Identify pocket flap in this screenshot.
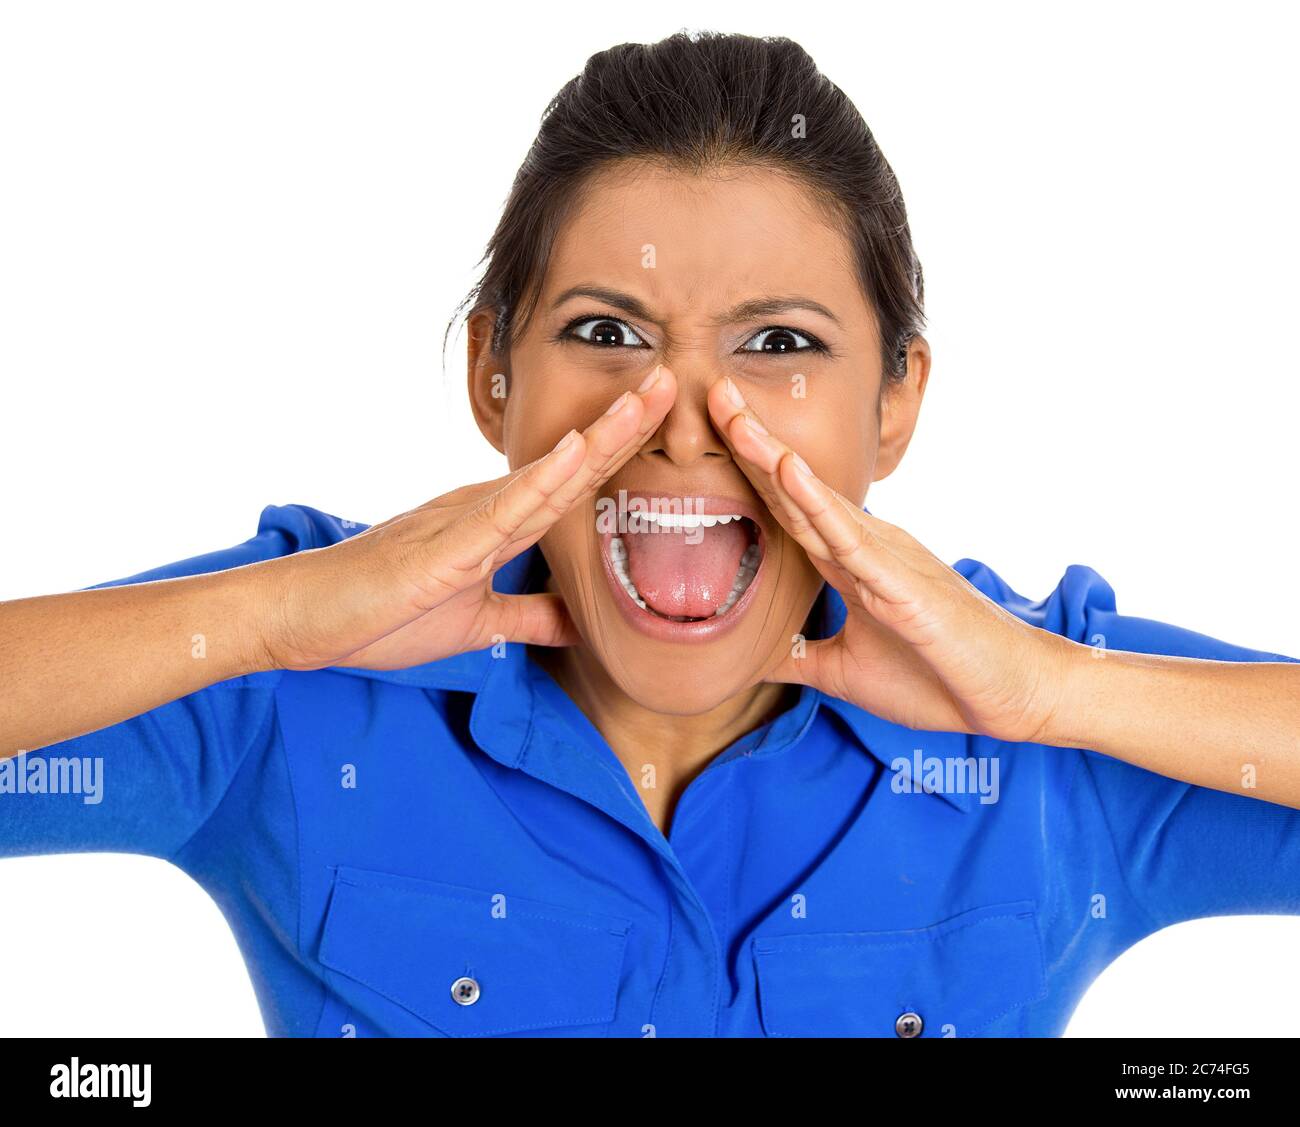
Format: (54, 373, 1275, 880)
(319, 865, 632, 1036)
(752, 899, 1044, 1037)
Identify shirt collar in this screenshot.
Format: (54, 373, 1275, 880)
(332, 543, 973, 813)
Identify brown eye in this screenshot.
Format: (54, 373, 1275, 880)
(571, 317, 646, 348)
(740, 327, 823, 354)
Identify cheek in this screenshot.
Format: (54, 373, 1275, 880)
(537, 517, 585, 583)
(502, 370, 610, 468)
(753, 384, 877, 497)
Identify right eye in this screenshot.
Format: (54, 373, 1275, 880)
(566, 316, 647, 349)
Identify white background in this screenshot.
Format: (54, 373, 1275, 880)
(2, 0, 1298, 1036)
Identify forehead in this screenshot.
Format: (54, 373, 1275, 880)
(540, 161, 867, 318)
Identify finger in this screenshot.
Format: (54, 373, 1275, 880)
(381, 366, 677, 533)
(429, 368, 678, 596)
(761, 636, 833, 688)
(520, 363, 678, 533)
(361, 470, 522, 536)
(479, 364, 677, 562)
(775, 451, 913, 606)
(487, 591, 582, 648)
(761, 609, 912, 689)
(421, 425, 591, 598)
(704, 376, 837, 561)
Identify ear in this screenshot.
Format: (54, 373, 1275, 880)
(467, 309, 509, 455)
(873, 334, 931, 482)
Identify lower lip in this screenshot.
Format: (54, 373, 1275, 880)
(596, 524, 767, 643)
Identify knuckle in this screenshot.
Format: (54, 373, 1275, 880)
(786, 511, 816, 539)
(829, 535, 859, 561)
(474, 491, 515, 543)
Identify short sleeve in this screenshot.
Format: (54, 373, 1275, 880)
(958, 558, 1300, 932)
(0, 503, 369, 863)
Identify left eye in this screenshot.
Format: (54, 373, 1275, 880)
(570, 317, 647, 348)
(739, 327, 819, 354)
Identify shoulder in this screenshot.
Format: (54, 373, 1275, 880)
(86, 503, 372, 591)
(953, 556, 1296, 663)
(82, 503, 374, 694)
(953, 557, 1114, 639)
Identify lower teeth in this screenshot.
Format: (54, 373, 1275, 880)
(608, 537, 761, 621)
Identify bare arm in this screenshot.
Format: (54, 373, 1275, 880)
(710, 376, 1300, 809)
(1041, 643, 1300, 809)
(0, 562, 276, 757)
(1, 369, 677, 761)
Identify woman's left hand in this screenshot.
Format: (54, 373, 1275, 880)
(708, 377, 1072, 742)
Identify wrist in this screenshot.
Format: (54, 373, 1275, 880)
(1027, 632, 1097, 748)
(208, 556, 291, 677)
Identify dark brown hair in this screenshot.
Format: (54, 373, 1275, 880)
(447, 29, 925, 384)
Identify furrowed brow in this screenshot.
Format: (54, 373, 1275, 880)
(550, 286, 656, 322)
(712, 296, 842, 328)
(550, 286, 841, 329)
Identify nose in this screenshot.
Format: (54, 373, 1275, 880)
(638, 359, 729, 467)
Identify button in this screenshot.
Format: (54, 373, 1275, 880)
(895, 1011, 923, 1038)
(450, 976, 480, 1006)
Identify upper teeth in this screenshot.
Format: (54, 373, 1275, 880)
(634, 512, 744, 529)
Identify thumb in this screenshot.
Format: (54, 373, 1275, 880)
(488, 592, 582, 649)
(762, 635, 835, 691)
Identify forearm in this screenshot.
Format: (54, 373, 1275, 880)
(0, 562, 277, 757)
(1039, 636, 1300, 809)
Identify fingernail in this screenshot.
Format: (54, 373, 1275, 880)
(724, 377, 746, 409)
(604, 391, 630, 416)
(790, 452, 814, 479)
(550, 428, 578, 454)
(637, 365, 662, 393)
(743, 414, 769, 436)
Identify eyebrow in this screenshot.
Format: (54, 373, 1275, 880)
(550, 285, 842, 328)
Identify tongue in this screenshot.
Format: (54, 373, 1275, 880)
(623, 522, 748, 618)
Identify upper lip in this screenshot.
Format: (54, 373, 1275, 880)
(596, 486, 771, 539)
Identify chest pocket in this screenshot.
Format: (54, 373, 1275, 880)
(752, 899, 1044, 1037)
(318, 865, 632, 1036)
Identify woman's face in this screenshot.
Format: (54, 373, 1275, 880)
(470, 161, 925, 714)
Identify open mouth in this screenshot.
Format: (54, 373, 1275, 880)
(596, 500, 767, 637)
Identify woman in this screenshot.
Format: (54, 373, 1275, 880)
(4, 30, 1299, 1038)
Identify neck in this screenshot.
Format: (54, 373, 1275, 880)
(531, 628, 798, 835)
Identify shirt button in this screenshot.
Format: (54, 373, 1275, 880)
(895, 1011, 923, 1038)
(450, 976, 480, 1006)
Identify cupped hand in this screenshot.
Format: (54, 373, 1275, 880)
(256, 367, 677, 672)
(706, 377, 1070, 742)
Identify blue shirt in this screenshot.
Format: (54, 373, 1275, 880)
(5, 503, 1300, 1037)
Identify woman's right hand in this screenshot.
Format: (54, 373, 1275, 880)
(255, 368, 677, 673)
(1, 368, 674, 757)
